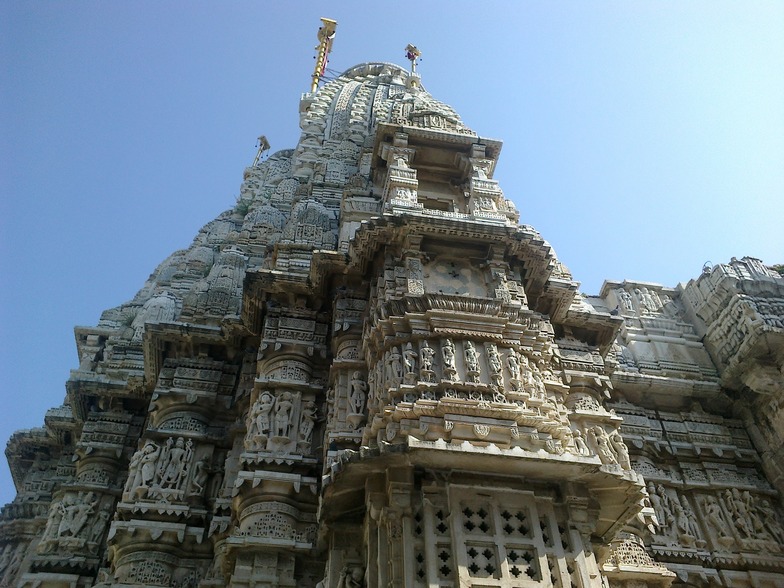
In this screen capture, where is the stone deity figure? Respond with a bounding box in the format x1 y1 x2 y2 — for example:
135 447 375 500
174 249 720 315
88 509 111 545
590 427 618 465
647 483 666 533
420 341 436 382
642 287 661 312
572 429 590 456
128 441 161 498
40 504 64 547
349 372 368 415
486 344 503 387
57 492 95 538
524 360 546 399
609 431 632 470
442 339 457 381
506 350 521 388
388 347 403 385
464 340 480 382
655 485 675 530
403 342 418 383
56 495 77 538
255 392 275 438
188 459 210 496
722 488 753 538
672 501 696 546
72 492 98 538
701 495 732 539
158 437 191 491
337 565 364 588
679 495 703 542
299 400 317 446
618 289 634 312
326 387 336 422
274 392 294 438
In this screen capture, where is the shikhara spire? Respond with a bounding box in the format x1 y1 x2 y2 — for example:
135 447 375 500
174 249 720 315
2 45 784 588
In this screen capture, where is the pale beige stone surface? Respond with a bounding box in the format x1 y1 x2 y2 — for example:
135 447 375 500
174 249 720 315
2 63 783 588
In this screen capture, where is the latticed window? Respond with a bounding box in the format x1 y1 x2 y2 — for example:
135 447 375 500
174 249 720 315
411 485 584 587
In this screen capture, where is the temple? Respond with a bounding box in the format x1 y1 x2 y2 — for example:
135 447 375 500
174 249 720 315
2 60 784 588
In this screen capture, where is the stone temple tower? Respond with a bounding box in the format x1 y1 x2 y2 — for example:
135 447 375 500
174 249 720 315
2 59 784 588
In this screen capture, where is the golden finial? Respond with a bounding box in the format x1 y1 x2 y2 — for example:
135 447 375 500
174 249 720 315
311 18 337 93
405 44 421 73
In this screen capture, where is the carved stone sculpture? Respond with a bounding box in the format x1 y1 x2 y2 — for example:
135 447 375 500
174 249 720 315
464 340 480 383
274 392 295 439
590 426 618 466
419 340 436 382
442 339 457 381
609 431 632 470
388 347 403 386
299 400 317 448
337 565 364 588
246 391 275 450
403 342 417 384
486 343 503 388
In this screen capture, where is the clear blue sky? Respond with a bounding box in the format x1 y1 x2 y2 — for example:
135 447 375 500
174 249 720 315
1 2 782 504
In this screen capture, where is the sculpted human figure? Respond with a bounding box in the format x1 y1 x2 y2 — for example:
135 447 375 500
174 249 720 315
246 401 261 440
642 287 661 312
337 565 364 588
647 482 666 533
403 342 417 383
41 503 63 546
572 429 590 456
672 501 694 544
485 343 502 384
590 426 618 465
326 387 336 422
159 437 188 490
274 392 294 438
609 430 632 470
349 371 367 415
723 488 753 537
618 289 633 311
420 340 436 382
88 509 110 545
72 492 98 538
655 484 675 531
255 392 275 438
525 361 546 399
189 459 210 496
57 494 83 537
299 400 317 445
702 495 732 538
420 341 435 371
124 446 144 495
442 339 457 381
388 346 403 384
139 441 161 490
679 495 702 540
506 349 520 383
57 492 90 538
464 340 480 382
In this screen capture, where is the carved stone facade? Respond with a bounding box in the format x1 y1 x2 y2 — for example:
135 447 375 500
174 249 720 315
3 62 783 588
